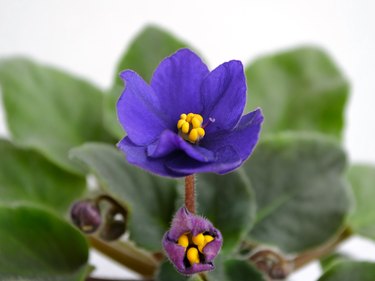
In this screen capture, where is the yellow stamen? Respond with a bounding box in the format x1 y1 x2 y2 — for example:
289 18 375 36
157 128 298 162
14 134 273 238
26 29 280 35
204 235 214 244
187 247 200 265
177 119 186 129
181 122 190 134
197 127 205 137
192 233 205 246
177 113 206 143
177 234 189 248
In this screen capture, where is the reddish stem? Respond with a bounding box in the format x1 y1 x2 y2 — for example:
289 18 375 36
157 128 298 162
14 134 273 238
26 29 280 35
185 175 196 214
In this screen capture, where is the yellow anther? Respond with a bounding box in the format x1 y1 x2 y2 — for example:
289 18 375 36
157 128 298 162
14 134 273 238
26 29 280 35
188 129 199 142
177 234 189 248
177 119 186 129
198 235 214 253
197 127 205 137
186 113 195 122
181 122 190 134
180 113 187 120
192 233 205 246
204 235 214 244
191 117 202 128
187 247 200 265
194 114 203 123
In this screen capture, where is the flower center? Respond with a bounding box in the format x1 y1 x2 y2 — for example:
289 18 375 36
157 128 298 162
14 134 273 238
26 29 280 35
177 113 206 143
177 232 215 266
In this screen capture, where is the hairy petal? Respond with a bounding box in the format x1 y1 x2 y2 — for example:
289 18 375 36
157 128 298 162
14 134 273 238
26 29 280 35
201 60 247 134
150 49 209 124
117 71 169 145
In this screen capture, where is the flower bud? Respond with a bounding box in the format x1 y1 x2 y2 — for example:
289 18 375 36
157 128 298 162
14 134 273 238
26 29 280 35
71 200 101 234
162 207 223 275
99 206 127 241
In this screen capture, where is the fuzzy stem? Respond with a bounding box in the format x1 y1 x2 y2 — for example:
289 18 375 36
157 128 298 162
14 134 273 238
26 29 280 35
89 236 158 277
185 175 196 213
292 227 352 270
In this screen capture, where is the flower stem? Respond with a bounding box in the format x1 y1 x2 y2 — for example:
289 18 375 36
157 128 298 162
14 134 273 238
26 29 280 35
185 175 196 214
88 236 158 277
292 226 352 270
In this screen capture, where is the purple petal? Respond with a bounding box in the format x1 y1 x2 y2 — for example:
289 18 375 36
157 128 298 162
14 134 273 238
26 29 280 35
166 146 242 175
202 108 264 163
117 137 185 178
162 236 187 272
147 130 215 163
117 70 168 145
150 49 209 123
201 60 247 134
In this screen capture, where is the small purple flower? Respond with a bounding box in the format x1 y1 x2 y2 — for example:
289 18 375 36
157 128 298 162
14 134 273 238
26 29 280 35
163 207 223 275
117 48 263 177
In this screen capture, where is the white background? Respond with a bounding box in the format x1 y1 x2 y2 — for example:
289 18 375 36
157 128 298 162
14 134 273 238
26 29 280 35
0 0 374 280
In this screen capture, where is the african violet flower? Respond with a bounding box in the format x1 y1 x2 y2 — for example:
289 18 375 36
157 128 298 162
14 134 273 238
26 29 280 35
163 207 223 275
117 48 263 177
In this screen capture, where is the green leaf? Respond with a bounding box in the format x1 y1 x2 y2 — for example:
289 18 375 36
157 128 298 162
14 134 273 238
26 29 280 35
155 261 203 281
245 47 349 140
223 259 266 281
104 25 189 138
70 143 178 251
0 204 89 281
0 58 110 174
197 172 255 254
348 165 375 240
0 140 85 214
243 133 351 252
320 252 352 272
206 255 265 281
318 261 375 281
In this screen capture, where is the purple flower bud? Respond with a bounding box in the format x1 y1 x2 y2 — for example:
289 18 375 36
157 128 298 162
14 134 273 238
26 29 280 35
162 207 223 275
71 200 101 234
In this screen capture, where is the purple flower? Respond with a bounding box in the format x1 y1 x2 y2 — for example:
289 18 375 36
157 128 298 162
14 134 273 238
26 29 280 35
162 207 223 275
71 200 101 234
117 48 263 177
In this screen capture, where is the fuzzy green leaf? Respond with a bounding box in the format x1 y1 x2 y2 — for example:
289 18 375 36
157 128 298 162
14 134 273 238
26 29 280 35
348 165 375 240
0 204 89 281
245 47 349 140
318 261 375 281
0 140 85 214
0 58 110 174
243 133 351 252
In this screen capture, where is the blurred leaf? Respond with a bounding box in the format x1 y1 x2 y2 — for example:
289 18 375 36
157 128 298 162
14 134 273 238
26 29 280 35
243 133 351 252
0 204 89 281
206 255 265 281
348 165 375 240
0 140 85 214
70 143 178 251
197 172 255 254
317 261 375 281
245 47 349 140
104 25 189 138
155 261 203 281
0 58 111 174
223 259 266 281
320 252 352 272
